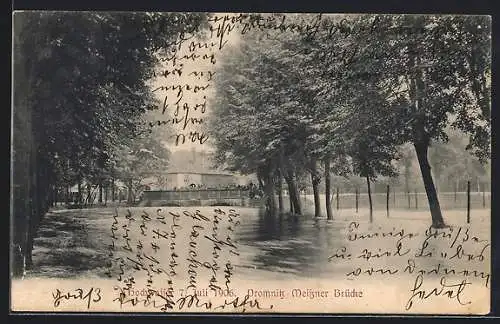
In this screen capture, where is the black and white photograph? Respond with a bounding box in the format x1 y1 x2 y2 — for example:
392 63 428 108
11 12 491 313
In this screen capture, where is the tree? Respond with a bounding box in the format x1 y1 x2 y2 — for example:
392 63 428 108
210 13 490 227
323 154 350 220
343 15 491 227
12 11 207 277
430 129 490 193
210 27 311 215
114 131 169 204
345 87 400 222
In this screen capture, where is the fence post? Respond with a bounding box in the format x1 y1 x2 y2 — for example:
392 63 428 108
467 181 471 223
407 190 411 209
414 190 418 209
336 187 340 210
355 187 359 213
386 185 390 218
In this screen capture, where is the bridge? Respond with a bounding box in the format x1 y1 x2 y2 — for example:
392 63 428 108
139 188 257 207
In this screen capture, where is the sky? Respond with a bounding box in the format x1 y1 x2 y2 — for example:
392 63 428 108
147 15 243 153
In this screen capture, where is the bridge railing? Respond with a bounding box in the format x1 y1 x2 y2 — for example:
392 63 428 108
143 189 250 201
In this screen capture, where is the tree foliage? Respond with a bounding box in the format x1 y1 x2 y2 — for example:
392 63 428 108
209 14 490 224
12 11 207 276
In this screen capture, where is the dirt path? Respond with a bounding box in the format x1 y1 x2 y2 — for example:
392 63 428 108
28 208 116 278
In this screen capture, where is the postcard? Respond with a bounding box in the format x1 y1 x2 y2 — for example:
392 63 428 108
10 11 491 314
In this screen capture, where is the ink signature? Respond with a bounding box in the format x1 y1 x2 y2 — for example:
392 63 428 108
113 286 271 312
405 274 472 310
52 287 102 309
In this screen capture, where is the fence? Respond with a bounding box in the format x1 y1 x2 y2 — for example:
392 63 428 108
295 181 489 223
313 191 491 211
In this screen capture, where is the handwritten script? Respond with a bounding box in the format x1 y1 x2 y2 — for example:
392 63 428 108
148 13 367 147
105 207 271 312
52 287 102 309
328 221 490 311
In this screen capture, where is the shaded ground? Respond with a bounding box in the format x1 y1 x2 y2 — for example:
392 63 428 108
29 208 116 278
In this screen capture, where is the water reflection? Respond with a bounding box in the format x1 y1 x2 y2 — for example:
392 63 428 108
30 206 350 279
236 208 346 277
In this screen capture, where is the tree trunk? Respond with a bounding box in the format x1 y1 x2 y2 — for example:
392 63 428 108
86 184 92 206
367 175 373 223
77 178 83 206
12 17 32 277
482 183 486 208
336 187 340 210
414 142 446 228
355 187 359 213
310 160 321 218
409 47 446 228
104 184 108 205
111 177 115 202
27 150 51 270
386 185 390 217
127 179 133 205
404 162 411 208
12 125 31 277
65 185 70 205
285 170 301 215
257 173 265 192
276 169 284 214
56 185 60 206
98 182 103 203
264 170 276 215
12 17 56 277
25 146 40 270
324 158 333 220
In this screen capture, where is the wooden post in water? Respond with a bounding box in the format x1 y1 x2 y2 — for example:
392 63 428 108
467 181 471 223
355 188 359 213
386 185 390 218
482 183 486 208
367 176 373 223
454 180 458 207
336 187 340 210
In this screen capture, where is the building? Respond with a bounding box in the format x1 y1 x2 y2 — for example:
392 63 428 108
165 172 236 189
146 148 249 190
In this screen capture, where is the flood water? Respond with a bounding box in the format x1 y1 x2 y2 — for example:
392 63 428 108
235 208 348 277
29 202 353 279
28 201 490 281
